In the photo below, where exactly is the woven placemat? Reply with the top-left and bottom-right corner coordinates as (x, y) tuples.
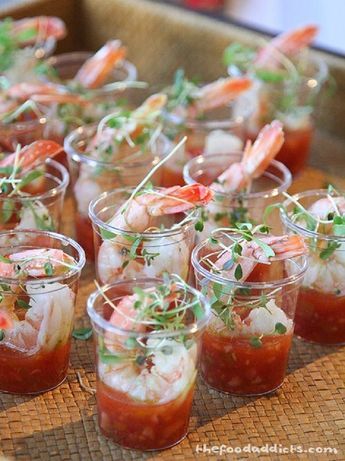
(1, 167), (345, 461)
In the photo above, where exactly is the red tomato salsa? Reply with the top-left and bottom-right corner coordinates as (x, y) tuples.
(0, 341), (71, 394)
(201, 328), (293, 395)
(97, 379), (195, 450)
(295, 288), (345, 345)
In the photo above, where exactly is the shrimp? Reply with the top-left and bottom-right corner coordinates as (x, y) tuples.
(97, 184), (213, 283)
(104, 284), (179, 350)
(296, 194), (345, 294)
(109, 184), (213, 232)
(1, 282), (75, 352)
(72, 93), (166, 216)
(0, 139), (63, 172)
(0, 248), (75, 278)
(215, 234), (307, 282)
(74, 40), (127, 89)
(204, 234), (306, 337)
(308, 196), (345, 222)
(99, 284), (197, 403)
(7, 83), (62, 100)
(255, 25), (319, 70)
(11, 16), (67, 45)
(191, 76), (252, 115)
(99, 338), (196, 403)
(241, 299), (293, 335)
(211, 120), (284, 193)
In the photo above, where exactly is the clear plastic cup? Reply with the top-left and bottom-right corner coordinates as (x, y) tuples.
(184, 152), (292, 236)
(192, 230), (308, 395)
(239, 56), (329, 175)
(0, 229), (85, 394)
(0, 116), (46, 151)
(89, 188), (199, 283)
(65, 125), (167, 260)
(0, 158), (69, 233)
(87, 277), (210, 450)
(161, 97), (253, 187)
(282, 189), (345, 345)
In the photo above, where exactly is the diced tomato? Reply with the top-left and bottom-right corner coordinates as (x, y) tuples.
(201, 328), (292, 395)
(97, 379), (195, 450)
(0, 341), (71, 394)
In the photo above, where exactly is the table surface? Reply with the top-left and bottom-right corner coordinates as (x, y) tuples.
(1, 167), (345, 461)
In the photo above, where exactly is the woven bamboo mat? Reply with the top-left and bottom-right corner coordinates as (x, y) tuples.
(1, 167), (345, 461)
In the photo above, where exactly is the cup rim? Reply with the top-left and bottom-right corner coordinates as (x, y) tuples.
(87, 277), (211, 338)
(281, 188), (345, 242)
(89, 187), (198, 239)
(191, 232), (309, 290)
(0, 158), (69, 202)
(0, 116), (46, 130)
(183, 152), (292, 200)
(64, 123), (167, 170)
(0, 229), (86, 285)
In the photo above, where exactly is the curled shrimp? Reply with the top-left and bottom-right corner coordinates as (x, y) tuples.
(99, 282), (198, 403)
(97, 184), (213, 283)
(255, 25), (319, 70)
(0, 139), (63, 172)
(191, 76), (252, 115)
(212, 120), (284, 193)
(11, 16), (67, 45)
(74, 40), (127, 89)
(0, 248), (75, 278)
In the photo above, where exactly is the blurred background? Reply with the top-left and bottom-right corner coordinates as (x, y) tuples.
(162, 0), (345, 55)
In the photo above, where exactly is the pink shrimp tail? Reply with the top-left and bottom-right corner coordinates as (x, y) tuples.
(255, 24), (319, 69)
(216, 234), (307, 282)
(12, 16), (67, 45)
(7, 83), (61, 101)
(243, 120), (284, 179)
(214, 120), (284, 192)
(31, 93), (90, 106)
(153, 183), (214, 214)
(270, 235), (307, 260)
(193, 77), (252, 114)
(74, 40), (127, 89)
(0, 140), (63, 171)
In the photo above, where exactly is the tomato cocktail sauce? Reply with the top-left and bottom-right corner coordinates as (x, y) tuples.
(275, 126), (313, 176)
(0, 341), (71, 394)
(75, 213), (95, 260)
(97, 379), (195, 450)
(201, 329), (292, 395)
(295, 288), (345, 344)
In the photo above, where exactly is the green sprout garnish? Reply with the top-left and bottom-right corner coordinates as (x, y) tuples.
(95, 275), (204, 365)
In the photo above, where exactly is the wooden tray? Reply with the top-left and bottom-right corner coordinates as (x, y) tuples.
(1, 167), (344, 461)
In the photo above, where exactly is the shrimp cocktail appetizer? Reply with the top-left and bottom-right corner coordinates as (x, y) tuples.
(281, 187), (345, 345)
(0, 16), (66, 85)
(87, 275), (210, 450)
(192, 225), (308, 395)
(0, 140), (68, 233)
(90, 178), (213, 284)
(224, 25), (328, 175)
(0, 229), (85, 394)
(161, 71), (253, 186)
(65, 94), (169, 259)
(184, 120), (291, 238)
(39, 39), (142, 141)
